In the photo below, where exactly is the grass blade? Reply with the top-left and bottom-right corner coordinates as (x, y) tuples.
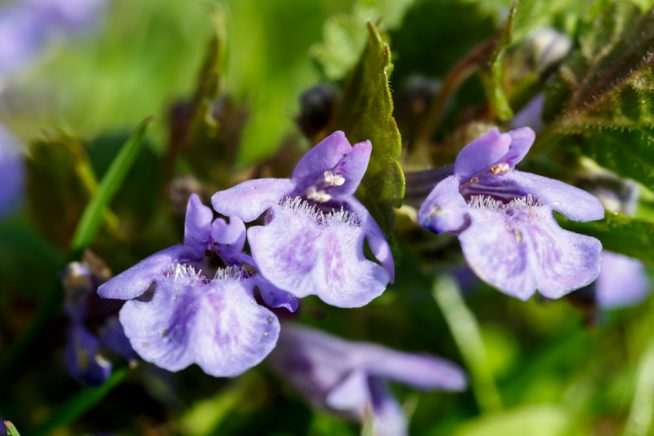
(69, 116), (153, 256)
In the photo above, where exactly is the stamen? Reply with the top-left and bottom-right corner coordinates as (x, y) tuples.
(490, 163), (510, 175)
(324, 170), (345, 186)
(280, 197), (359, 227)
(306, 186), (332, 203)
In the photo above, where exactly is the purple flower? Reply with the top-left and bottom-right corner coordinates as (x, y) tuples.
(596, 252), (649, 309)
(418, 127), (604, 300)
(0, 0), (105, 78)
(62, 259), (136, 385)
(0, 125), (24, 216)
(211, 131), (394, 308)
(268, 324), (467, 436)
(98, 194), (294, 377)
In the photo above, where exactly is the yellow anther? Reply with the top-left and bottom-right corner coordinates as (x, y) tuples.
(490, 162), (510, 175)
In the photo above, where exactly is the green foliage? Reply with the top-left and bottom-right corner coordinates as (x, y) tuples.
(71, 117), (152, 256)
(330, 23), (404, 236)
(311, 0), (416, 80)
(456, 404), (579, 436)
(481, 0), (588, 122)
(4, 421), (21, 436)
(30, 366), (129, 436)
(559, 212), (654, 266)
(26, 133), (100, 248)
(543, 1), (654, 187)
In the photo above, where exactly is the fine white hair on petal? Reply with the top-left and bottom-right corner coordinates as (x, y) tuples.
(213, 265), (248, 281)
(467, 194), (544, 210)
(279, 196), (360, 227)
(171, 263), (205, 282)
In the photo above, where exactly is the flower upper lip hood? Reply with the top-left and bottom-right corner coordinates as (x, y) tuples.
(211, 131), (394, 308)
(268, 323), (467, 436)
(418, 127), (605, 301)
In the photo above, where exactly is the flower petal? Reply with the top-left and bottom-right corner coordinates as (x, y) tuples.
(292, 131), (350, 183)
(418, 176), (469, 233)
(596, 252), (650, 309)
(346, 197), (395, 281)
(119, 277), (280, 377)
(327, 140), (372, 197)
(325, 370), (370, 411)
(359, 346), (467, 391)
(211, 178), (294, 222)
(97, 245), (189, 300)
(511, 93), (545, 133)
(0, 125), (24, 216)
(502, 127), (536, 168)
(256, 277), (300, 312)
(248, 198), (389, 308)
(211, 216), (246, 246)
(66, 323), (112, 386)
(459, 204), (602, 300)
(368, 377), (408, 436)
(507, 171), (604, 222)
(454, 128), (511, 179)
(183, 193), (213, 253)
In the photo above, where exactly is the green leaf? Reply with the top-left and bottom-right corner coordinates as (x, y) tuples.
(4, 420), (21, 436)
(542, 1), (654, 186)
(455, 404), (579, 436)
(558, 212), (654, 266)
(30, 366), (129, 436)
(70, 117), (152, 256)
(311, 0), (416, 80)
(329, 22), (404, 236)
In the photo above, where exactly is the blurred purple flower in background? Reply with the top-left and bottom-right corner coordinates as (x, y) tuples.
(212, 131), (394, 308)
(596, 252), (649, 309)
(269, 323), (467, 436)
(0, 0), (105, 80)
(0, 125), (24, 216)
(98, 194), (294, 377)
(62, 256), (136, 386)
(590, 178), (650, 309)
(418, 127), (604, 300)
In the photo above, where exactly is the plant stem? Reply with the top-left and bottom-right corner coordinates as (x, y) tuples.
(432, 275), (503, 414)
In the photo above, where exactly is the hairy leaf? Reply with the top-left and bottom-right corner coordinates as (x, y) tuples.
(330, 23), (404, 237)
(559, 212), (654, 266)
(543, 1), (654, 186)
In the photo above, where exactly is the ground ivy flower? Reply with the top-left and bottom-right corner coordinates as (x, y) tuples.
(0, 0), (105, 79)
(211, 131), (393, 308)
(62, 255), (136, 386)
(98, 194), (295, 377)
(0, 125), (24, 216)
(268, 323), (467, 436)
(418, 127), (603, 300)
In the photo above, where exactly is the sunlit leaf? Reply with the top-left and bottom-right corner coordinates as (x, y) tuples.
(543, 1), (654, 186)
(330, 22), (404, 236)
(311, 0), (416, 80)
(558, 212), (654, 266)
